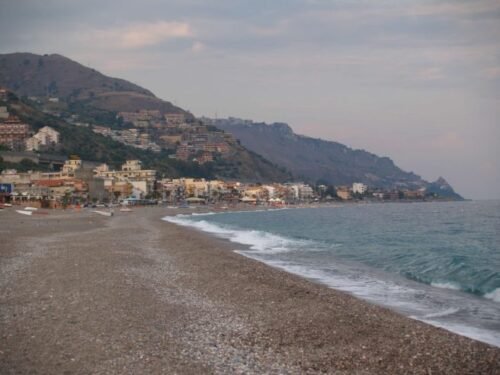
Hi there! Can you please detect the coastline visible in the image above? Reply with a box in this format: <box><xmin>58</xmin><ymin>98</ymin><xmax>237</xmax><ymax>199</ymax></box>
<box><xmin>1</xmin><ymin>206</ymin><xmax>498</xmax><ymax>373</ymax></box>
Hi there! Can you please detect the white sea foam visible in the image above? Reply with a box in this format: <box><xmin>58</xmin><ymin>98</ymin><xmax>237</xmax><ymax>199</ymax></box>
<box><xmin>163</xmin><ymin>216</ymin><xmax>301</xmax><ymax>254</ymax></box>
<box><xmin>431</xmin><ymin>281</ymin><xmax>461</xmax><ymax>291</ymax></box>
<box><xmin>259</xmin><ymin>259</ymin><xmax>500</xmax><ymax>348</ymax></box>
<box><xmin>163</xmin><ymin>213</ymin><xmax>500</xmax><ymax>348</ymax></box>
<box><xmin>484</xmin><ymin>288</ymin><xmax>500</xmax><ymax>303</ymax></box>
<box><xmin>421</xmin><ymin>308</ymin><xmax>460</xmax><ymax>319</ymax></box>
<box><xmin>190</xmin><ymin>212</ymin><xmax>217</xmax><ymax>216</ymax></box>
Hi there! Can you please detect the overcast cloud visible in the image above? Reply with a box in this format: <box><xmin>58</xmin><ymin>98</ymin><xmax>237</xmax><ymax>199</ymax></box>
<box><xmin>1</xmin><ymin>0</ymin><xmax>499</xmax><ymax>198</ymax></box>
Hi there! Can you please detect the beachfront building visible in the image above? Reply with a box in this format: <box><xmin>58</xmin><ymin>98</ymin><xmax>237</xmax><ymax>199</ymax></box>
<box><xmin>94</xmin><ymin>160</ymin><xmax>156</xmax><ymax>197</ymax></box>
<box><xmin>242</xmin><ymin>185</ymin><xmax>263</xmax><ymax>200</ymax></box>
<box><xmin>298</xmin><ymin>184</ymin><xmax>314</xmax><ymax>200</ymax></box>
<box><xmin>62</xmin><ymin>158</ymin><xmax>82</xmax><ymax>176</ymax></box>
<box><xmin>281</xmin><ymin>183</ymin><xmax>314</xmax><ymax>202</ymax></box>
<box><xmin>336</xmin><ymin>186</ymin><xmax>352</xmax><ymax>200</ymax></box>
<box><xmin>352</xmin><ymin>182</ymin><xmax>368</xmax><ymax>195</ymax></box>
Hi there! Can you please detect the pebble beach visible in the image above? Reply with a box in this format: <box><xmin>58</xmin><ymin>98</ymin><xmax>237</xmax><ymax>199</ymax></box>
<box><xmin>0</xmin><ymin>207</ymin><xmax>499</xmax><ymax>374</ymax></box>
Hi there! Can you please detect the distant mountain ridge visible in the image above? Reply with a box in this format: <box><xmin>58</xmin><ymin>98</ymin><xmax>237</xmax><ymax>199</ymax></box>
<box><xmin>0</xmin><ymin>52</ymin><xmax>187</xmax><ymax>115</ymax></box>
<box><xmin>214</xmin><ymin>118</ymin><xmax>463</xmax><ymax>198</ymax></box>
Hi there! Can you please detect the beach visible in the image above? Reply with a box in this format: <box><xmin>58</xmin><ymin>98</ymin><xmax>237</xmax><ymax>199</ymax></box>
<box><xmin>0</xmin><ymin>207</ymin><xmax>499</xmax><ymax>374</ymax></box>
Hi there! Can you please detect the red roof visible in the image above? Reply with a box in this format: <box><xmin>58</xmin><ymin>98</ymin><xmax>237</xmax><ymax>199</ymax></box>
<box><xmin>33</xmin><ymin>179</ymin><xmax>65</xmax><ymax>187</ymax></box>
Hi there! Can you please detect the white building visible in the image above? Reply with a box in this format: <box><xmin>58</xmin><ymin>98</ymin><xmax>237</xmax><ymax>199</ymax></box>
<box><xmin>25</xmin><ymin>126</ymin><xmax>60</xmax><ymax>151</ymax></box>
<box><xmin>262</xmin><ymin>185</ymin><xmax>276</xmax><ymax>199</ymax></box>
<box><xmin>25</xmin><ymin>136</ymin><xmax>42</xmax><ymax>151</ymax></box>
<box><xmin>95</xmin><ymin>160</ymin><xmax>156</xmax><ymax>195</ymax></box>
<box><xmin>352</xmin><ymin>182</ymin><xmax>368</xmax><ymax>194</ymax></box>
<box><xmin>298</xmin><ymin>184</ymin><xmax>314</xmax><ymax>200</ymax></box>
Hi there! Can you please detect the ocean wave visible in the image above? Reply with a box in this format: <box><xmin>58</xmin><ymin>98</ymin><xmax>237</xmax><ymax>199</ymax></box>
<box><xmin>484</xmin><ymin>288</ymin><xmax>500</xmax><ymax>303</ymax></box>
<box><xmin>163</xmin><ymin>215</ymin><xmax>302</xmax><ymax>254</ymax></box>
<box><xmin>430</xmin><ymin>281</ymin><xmax>461</xmax><ymax>291</ymax></box>
<box><xmin>422</xmin><ymin>308</ymin><xmax>460</xmax><ymax>319</ymax></box>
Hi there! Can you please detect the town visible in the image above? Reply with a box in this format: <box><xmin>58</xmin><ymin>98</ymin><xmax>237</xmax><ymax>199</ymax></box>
<box><xmin>0</xmin><ymin>89</ymin><xmax>436</xmax><ymax>209</ymax></box>
<box><xmin>0</xmin><ymin>152</ymin><xmax>434</xmax><ymax>209</ymax></box>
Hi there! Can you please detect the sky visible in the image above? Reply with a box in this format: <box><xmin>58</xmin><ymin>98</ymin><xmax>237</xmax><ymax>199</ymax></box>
<box><xmin>1</xmin><ymin>0</ymin><xmax>499</xmax><ymax>199</ymax></box>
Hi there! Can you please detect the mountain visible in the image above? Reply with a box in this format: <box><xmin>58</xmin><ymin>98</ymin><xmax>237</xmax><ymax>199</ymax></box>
<box><xmin>425</xmin><ymin>177</ymin><xmax>463</xmax><ymax>201</ymax></box>
<box><xmin>0</xmin><ymin>52</ymin><xmax>187</xmax><ymax>116</ymax></box>
<box><xmin>214</xmin><ymin>117</ymin><xmax>462</xmax><ymax>197</ymax></box>
<box><xmin>0</xmin><ymin>52</ymin><xmax>462</xmax><ymax>196</ymax></box>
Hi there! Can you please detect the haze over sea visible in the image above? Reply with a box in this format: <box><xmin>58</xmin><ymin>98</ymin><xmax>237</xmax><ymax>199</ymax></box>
<box><xmin>165</xmin><ymin>201</ymin><xmax>500</xmax><ymax>347</ymax></box>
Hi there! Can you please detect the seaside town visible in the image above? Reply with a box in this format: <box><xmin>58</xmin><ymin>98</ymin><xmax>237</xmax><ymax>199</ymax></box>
<box><xmin>0</xmin><ymin>151</ymin><xmax>438</xmax><ymax>208</ymax></box>
<box><xmin>0</xmin><ymin>94</ymin><xmax>437</xmax><ymax>209</ymax></box>
<box><xmin>0</xmin><ymin>152</ymin><xmax>433</xmax><ymax>209</ymax></box>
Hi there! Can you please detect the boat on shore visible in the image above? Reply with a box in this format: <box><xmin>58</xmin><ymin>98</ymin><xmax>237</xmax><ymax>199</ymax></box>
<box><xmin>92</xmin><ymin>210</ymin><xmax>114</xmax><ymax>217</ymax></box>
<box><xmin>16</xmin><ymin>210</ymin><xmax>33</xmax><ymax>216</ymax></box>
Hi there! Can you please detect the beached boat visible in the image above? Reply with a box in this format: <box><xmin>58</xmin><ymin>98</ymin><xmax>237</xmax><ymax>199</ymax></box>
<box><xmin>16</xmin><ymin>210</ymin><xmax>33</xmax><ymax>216</ymax></box>
<box><xmin>92</xmin><ymin>210</ymin><xmax>114</xmax><ymax>217</ymax></box>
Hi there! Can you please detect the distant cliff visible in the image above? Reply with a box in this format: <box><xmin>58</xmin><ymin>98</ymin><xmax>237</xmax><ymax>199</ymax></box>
<box><xmin>215</xmin><ymin>118</ymin><xmax>463</xmax><ymax>198</ymax></box>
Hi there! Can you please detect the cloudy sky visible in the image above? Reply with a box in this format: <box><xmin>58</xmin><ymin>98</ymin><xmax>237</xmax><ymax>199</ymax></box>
<box><xmin>1</xmin><ymin>0</ymin><xmax>499</xmax><ymax>198</ymax></box>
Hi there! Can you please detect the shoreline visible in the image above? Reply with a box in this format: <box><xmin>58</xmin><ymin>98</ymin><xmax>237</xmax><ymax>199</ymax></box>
<box><xmin>1</xmin><ymin>206</ymin><xmax>499</xmax><ymax>373</ymax></box>
<box><xmin>164</xmin><ymin>206</ymin><xmax>500</xmax><ymax>348</ymax></box>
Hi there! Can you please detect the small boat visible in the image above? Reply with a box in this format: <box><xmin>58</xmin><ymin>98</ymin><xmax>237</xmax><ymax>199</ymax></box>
<box><xmin>119</xmin><ymin>207</ymin><xmax>132</xmax><ymax>212</ymax></box>
<box><xmin>92</xmin><ymin>210</ymin><xmax>114</xmax><ymax>217</ymax></box>
<box><xmin>3</xmin><ymin>203</ymin><xmax>12</xmax><ymax>207</ymax></box>
<box><xmin>16</xmin><ymin>210</ymin><xmax>33</xmax><ymax>216</ymax></box>
<box><xmin>24</xmin><ymin>207</ymin><xmax>38</xmax><ymax>211</ymax></box>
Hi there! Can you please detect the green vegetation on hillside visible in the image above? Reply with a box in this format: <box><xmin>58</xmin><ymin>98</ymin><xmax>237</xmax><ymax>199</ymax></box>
<box><xmin>2</xmin><ymin>93</ymin><xmax>290</xmax><ymax>182</ymax></box>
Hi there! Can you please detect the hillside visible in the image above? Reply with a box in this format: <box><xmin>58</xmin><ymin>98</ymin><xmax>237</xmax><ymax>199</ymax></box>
<box><xmin>0</xmin><ymin>92</ymin><xmax>290</xmax><ymax>182</ymax></box>
<box><xmin>0</xmin><ymin>52</ymin><xmax>187</xmax><ymax>116</ymax></box>
<box><xmin>214</xmin><ymin>118</ymin><xmax>462</xmax><ymax>197</ymax></box>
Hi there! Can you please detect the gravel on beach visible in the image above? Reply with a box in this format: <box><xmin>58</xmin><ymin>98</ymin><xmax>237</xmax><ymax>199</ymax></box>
<box><xmin>0</xmin><ymin>207</ymin><xmax>499</xmax><ymax>374</ymax></box>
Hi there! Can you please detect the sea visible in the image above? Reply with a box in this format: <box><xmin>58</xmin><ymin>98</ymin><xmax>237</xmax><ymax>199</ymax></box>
<box><xmin>164</xmin><ymin>200</ymin><xmax>500</xmax><ymax>347</ymax></box>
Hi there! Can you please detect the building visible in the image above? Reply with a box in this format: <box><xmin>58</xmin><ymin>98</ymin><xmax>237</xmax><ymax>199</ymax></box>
<box><xmin>165</xmin><ymin>113</ymin><xmax>186</xmax><ymax>125</ymax></box>
<box><xmin>336</xmin><ymin>186</ymin><xmax>352</xmax><ymax>200</ymax></box>
<box><xmin>95</xmin><ymin>160</ymin><xmax>156</xmax><ymax>196</ymax></box>
<box><xmin>25</xmin><ymin>126</ymin><xmax>60</xmax><ymax>151</ymax></box>
<box><xmin>0</xmin><ymin>106</ymin><xmax>9</xmax><ymax>119</ymax></box>
<box><xmin>62</xmin><ymin>158</ymin><xmax>82</xmax><ymax>176</ymax></box>
<box><xmin>0</xmin><ymin>116</ymin><xmax>29</xmax><ymax>150</ymax></box>
<box><xmin>352</xmin><ymin>182</ymin><xmax>368</xmax><ymax>195</ymax></box>
<box><xmin>298</xmin><ymin>184</ymin><xmax>314</xmax><ymax>200</ymax></box>
<box><xmin>196</xmin><ymin>151</ymin><xmax>213</xmax><ymax>164</ymax></box>
<box><xmin>25</xmin><ymin>137</ymin><xmax>42</xmax><ymax>152</ymax></box>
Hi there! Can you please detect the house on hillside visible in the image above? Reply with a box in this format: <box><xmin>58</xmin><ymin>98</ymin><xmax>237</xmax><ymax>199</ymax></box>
<box><xmin>25</xmin><ymin>126</ymin><xmax>60</xmax><ymax>151</ymax></box>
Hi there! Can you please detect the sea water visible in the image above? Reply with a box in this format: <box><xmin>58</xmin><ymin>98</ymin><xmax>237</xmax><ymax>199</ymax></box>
<box><xmin>164</xmin><ymin>201</ymin><xmax>500</xmax><ymax>347</ymax></box>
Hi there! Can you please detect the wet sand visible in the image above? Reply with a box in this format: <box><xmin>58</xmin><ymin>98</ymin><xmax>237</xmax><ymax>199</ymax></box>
<box><xmin>0</xmin><ymin>207</ymin><xmax>499</xmax><ymax>374</ymax></box>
